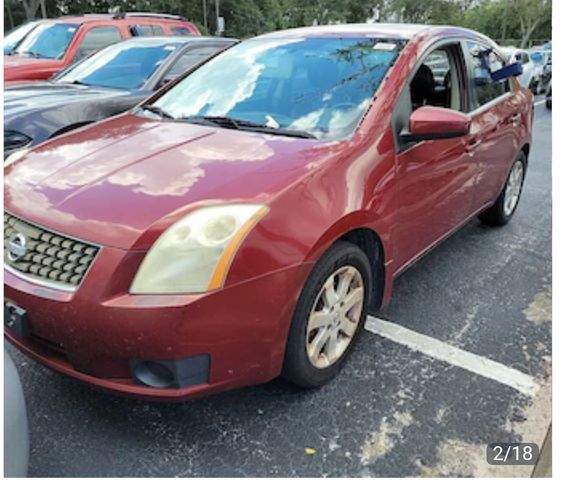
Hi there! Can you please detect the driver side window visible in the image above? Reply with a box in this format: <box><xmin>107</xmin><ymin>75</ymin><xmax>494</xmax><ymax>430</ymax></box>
<box><xmin>410</xmin><ymin>44</ymin><xmax>464</xmax><ymax>112</ymax></box>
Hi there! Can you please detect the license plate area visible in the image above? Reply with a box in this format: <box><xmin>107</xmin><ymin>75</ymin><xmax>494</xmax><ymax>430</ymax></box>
<box><xmin>4</xmin><ymin>302</ymin><xmax>30</xmax><ymax>338</ymax></box>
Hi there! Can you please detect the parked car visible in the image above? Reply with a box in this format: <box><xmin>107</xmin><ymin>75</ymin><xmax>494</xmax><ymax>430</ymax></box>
<box><xmin>4</xmin><ymin>24</ymin><xmax>532</xmax><ymax>400</ymax></box>
<box><xmin>4</xmin><ymin>36</ymin><xmax>237</xmax><ymax>157</ymax></box>
<box><xmin>4</xmin><ymin>348</ymin><xmax>29</xmax><ymax>477</ymax></box>
<box><xmin>4</xmin><ymin>13</ymin><xmax>200</xmax><ymax>82</ymax></box>
<box><xmin>529</xmin><ymin>49</ymin><xmax>551</xmax><ymax>93</ymax></box>
<box><xmin>546</xmin><ymin>80</ymin><xmax>552</xmax><ymax>109</ymax></box>
<box><xmin>501</xmin><ymin>47</ymin><xmax>541</xmax><ymax>92</ymax></box>
<box><xmin>541</xmin><ymin>58</ymin><xmax>552</xmax><ymax>92</ymax></box>
<box><xmin>4</xmin><ymin>20</ymin><xmax>41</xmax><ymax>55</ymax></box>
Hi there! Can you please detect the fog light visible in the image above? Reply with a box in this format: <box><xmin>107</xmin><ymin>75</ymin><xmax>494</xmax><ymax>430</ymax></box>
<box><xmin>132</xmin><ymin>361</ymin><xmax>175</xmax><ymax>389</ymax></box>
<box><xmin>130</xmin><ymin>354</ymin><xmax>210</xmax><ymax>389</ymax></box>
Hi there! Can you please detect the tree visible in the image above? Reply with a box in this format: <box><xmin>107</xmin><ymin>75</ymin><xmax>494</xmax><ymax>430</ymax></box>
<box><xmin>513</xmin><ymin>0</ymin><xmax>551</xmax><ymax>47</ymax></box>
<box><xmin>4</xmin><ymin>0</ymin><xmax>553</xmax><ymax>45</ymax></box>
<box><xmin>21</xmin><ymin>0</ymin><xmax>46</xmax><ymax>20</ymax></box>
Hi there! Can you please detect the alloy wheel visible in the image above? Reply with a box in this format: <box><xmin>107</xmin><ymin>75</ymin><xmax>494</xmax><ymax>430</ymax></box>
<box><xmin>306</xmin><ymin>266</ymin><xmax>364</xmax><ymax>369</ymax></box>
<box><xmin>503</xmin><ymin>160</ymin><xmax>525</xmax><ymax>216</ymax></box>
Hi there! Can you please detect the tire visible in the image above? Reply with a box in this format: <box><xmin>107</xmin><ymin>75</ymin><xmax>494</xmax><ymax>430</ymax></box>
<box><xmin>546</xmin><ymin>99</ymin><xmax>552</xmax><ymax>110</ymax></box>
<box><xmin>479</xmin><ymin>152</ymin><xmax>527</xmax><ymax>227</ymax></box>
<box><xmin>282</xmin><ymin>240</ymin><xmax>372</xmax><ymax>388</ymax></box>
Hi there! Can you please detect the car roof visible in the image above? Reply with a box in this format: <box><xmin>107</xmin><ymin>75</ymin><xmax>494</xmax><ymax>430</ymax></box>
<box><xmin>255</xmin><ymin>23</ymin><xmax>485</xmax><ymax>41</ymax></box>
<box><xmin>41</xmin><ymin>13</ymin><xmax>195</xmax><ymax>25</ymax></box>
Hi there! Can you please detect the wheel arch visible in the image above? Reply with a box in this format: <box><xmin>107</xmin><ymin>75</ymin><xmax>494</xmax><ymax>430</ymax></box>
<box><xmin>303</xmin><ymin>211</ymin><xmax>390</xmax><ymax>312</ymax></box>
<box><xmin>521</xmin><ymin>143</ymin><xmax>530</xmax><ymax>161</ymax></box>
<box><xmin>339</xmin><ymin>227</ymin><xmax>386</xmax><ymax>312</ymax></box>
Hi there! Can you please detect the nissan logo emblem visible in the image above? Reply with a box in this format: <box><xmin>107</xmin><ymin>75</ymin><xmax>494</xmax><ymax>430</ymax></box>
<box><xmin>7</xmin><ymin>232</ymin><xmax>27</xmax><ymax>262</ymax></box>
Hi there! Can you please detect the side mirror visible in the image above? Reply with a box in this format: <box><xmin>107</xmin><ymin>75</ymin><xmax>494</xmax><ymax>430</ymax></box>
<box><xmin>491</xmin><ymin>62</ymin><xmax>523</xmax><ymax>81</ymax></box>
<box><xmin>400</xmin><ymin>106</ymin><xmax>471</xmax><ymax>143</ymax></box>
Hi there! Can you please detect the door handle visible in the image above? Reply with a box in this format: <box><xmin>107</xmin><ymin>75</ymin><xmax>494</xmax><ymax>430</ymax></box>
<box><xmin>465</xmin><ymin>137</ymin><xmax>482</xmax><ymax>155</ymax></box>
<box><xmin>509</xmin><ymin>113</ymin><xmax>521</xmax><ymax>126</ymax></box>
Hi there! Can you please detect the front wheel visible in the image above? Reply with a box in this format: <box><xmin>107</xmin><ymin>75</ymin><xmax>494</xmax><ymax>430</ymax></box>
<box><xmin>479</xmin><ymin>152</ymin><xmax>526</xmax><ymax>226</ymax></box>
<box><xmin>282</xmin><ymin>241</ymin><xmax>372</xmax><ymax>388</ymax></box>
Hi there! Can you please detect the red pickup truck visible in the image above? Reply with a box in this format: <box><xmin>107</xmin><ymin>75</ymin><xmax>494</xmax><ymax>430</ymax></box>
<box><xmin>4</xmin><ymin>13</ymin><xmax>200</xmax><ymax>82</ymax></box>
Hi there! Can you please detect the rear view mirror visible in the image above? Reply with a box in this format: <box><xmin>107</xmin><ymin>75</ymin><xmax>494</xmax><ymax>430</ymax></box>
<box><xmin>491</xmin><ymin>62</ymin><xmax>523</xmax><ymax>81</ymax></box>
<box><xmin>400</xmin><ymin>106</ymin><xmax>471</xmax><ymax>143</ymax></box>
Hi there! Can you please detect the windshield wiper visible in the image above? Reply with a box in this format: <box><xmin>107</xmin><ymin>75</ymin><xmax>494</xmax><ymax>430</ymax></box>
<box><xmin>59</xmin><ymin>79</ymin><xmax>90</xmax><ymax>86</ymax></box>
<box><xmin>138</xmin><ymin>104</ymin><xmax>174</xmax><ymax>119</ymax></box>
<box><xmin>18</xmin><ymin>50</ymin><xmax>46</xmax><ymax>59</ymax></box>
<box><xmin>180</xmin><ymin>115</ymin><xmax>317</xmax><ymax>139</ymax></box>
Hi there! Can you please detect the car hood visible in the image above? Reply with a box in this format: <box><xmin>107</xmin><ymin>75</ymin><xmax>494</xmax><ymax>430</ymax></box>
<box><xmin>4</xmin><ymin>82</ymin><xmax>133</xmax><ymax>119</ymax></box>
<box><xmin>5</xmin><ymin>114</ymin><xmax>336</xmax><ymax>250</ymax></box>
<box><xmin>4</xmin><ymin>55</ymin><xmax>62</xmax><ymax>80</ymax></box>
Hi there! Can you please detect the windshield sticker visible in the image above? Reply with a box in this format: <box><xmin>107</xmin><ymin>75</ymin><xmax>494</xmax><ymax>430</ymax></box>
<box><xmin>373</xmin><ymin>42</ymin><xmax>397</xmax><ymax>51</ymax></box>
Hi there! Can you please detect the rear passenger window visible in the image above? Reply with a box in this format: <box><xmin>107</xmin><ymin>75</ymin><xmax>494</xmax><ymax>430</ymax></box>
<box><xmin>167</xmin><ymin>45</ymin><xmax>222</xmax><ymax>76</ymax></box>
<box><xmin>171</xmin><ymin>26</ymin><xmax>193</xmax><ymax>36</ymax></box>
<box><xmin>130</xmin><ymin>25</ymin><xmax>165</xmax><ymax>36</ymax></box>
<box><xmin>76</xmin><ymin>26</ymin><xmax>121</xmax><ymax>60</ymax></box>
<box><xmin>467</xmin><ymin>41</ymin><xmax>510</xmax><ymax>109</ymax></box>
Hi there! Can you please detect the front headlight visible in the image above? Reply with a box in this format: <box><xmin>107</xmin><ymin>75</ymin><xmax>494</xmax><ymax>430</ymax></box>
<box><xmin>130</xmin><ymin>204</ymin><xmax>269</xmax><ymax>294</ymax></box>
<box><xmin>4</xmin><ymin>147</ymin><xmax>31</xmax><ymax>166</ymax></box>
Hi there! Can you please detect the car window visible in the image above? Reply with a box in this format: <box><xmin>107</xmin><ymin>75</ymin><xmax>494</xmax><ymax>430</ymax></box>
<box><xmin>4</xmin><ymin>21</ymin><xmax>40</xmax><ymax>54</ymax></box>
<box><xmin>167</xmin><ymin>45</ymin><xmax>223</xmax><ymax>77</ymax></box>
<box><xmin>130</xmin><ymin>25</ymin><xmax>165</xmax><ymax>36</ymax></box>
<box><xmin>75</xmin><ymin>26</ymin><xmax>121</xmax><ymax>61</ymax></box>
<box><xmin>13</xmin><ymin>22</ymin><xmax>79</xmax><ymax>59</ymax></box>
<box><xmin>57</xmin><ymin>41</ymin><xmax>179</xmax><ymax>89</ymax></box>
<box><xmin>466</xmin><ymin>41</ymin><xmax>510</xmax><ymax>109</ymax></box>
<box><xmin>171</xmin><ymin>26</ymin><xmax>194</xmax><ymax>36</ymax></box>
<box><xmin>410</xmin><ymin>44</ymin><xmax>464</xmax><ymax>112</ymax></box>
<box><xmin>151</xmin><ymin>37</ymin><xmax>403</xmax><ymax>140</ymax></box>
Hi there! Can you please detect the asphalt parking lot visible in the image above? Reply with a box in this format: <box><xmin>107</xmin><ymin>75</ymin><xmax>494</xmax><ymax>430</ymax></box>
<box><xmin>6</xmin><ymin>101</ymin><xmax>552</xmax><ymax>477</ymax></box>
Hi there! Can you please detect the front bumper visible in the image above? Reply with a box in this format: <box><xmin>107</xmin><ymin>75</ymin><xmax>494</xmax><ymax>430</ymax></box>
<box><xmin>4</xmin><ymin>245</ymin><xmax>308</xmax><ymax>400</ymax></box>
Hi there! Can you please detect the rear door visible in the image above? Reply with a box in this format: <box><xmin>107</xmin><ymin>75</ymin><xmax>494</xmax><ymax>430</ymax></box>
<box><xmin>393</xmin><ymin>41</ymin><xmax>477</xmax><ymax>270</ymax></box>
<box><xmin>463</xmin><ymin>41</ymin><xmax>521</xmax><ymax>210</ymax></box>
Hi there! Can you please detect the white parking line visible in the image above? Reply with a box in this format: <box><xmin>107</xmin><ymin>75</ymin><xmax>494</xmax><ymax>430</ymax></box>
<box><xmin>535</xmin><ymin>99</ymin><xmax>546</xmax><ymax>107</ymax></box>
<box><xmin>365</xmin><ymin>316</ymin><xmax>539</xmax><ymax>397</ymax></box>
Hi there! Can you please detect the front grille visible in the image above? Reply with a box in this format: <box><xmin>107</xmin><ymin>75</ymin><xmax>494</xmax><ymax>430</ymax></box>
<box><xmin>4</xmin><ymin>212</ymin><xmax>99</xmax><ymax>290</ymax></box>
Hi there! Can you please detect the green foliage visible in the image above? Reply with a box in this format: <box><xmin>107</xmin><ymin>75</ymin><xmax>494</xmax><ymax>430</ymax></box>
<box><xmin>5</xmin><ymin>0</ymin><xmax>552</xmax><ymax>47</ymax></box>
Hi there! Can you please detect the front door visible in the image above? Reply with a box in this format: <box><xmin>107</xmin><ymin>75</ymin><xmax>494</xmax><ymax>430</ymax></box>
<box><xmin>392</xmin><ymin>42</ymin><xmax>477</xmax><ymax>271</ymax></box>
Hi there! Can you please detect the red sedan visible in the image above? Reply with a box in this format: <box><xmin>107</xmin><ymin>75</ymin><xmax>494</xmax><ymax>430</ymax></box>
<box><xmin>4</xmin><ymin>24</ymin><xmax>533</xmax><ymax>400</ymax></box>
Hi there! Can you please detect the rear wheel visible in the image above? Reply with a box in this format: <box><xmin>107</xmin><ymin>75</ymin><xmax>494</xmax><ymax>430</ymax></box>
<box><xmin>282</xmin><ymin>241</ymin><xmax>372</xmax><ymax>388</ymax></box>
<box><xmin>479</xmin><ymin>152</ymin><xmax>526</xmax><ymax>226</ymax></box>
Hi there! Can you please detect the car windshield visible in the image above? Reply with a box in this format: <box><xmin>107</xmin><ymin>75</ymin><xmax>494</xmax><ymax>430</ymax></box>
<box><xmin>4</xmin><ymin>21</ymin><xmax>39</xmax><ymax>54</ymax></box>
<box><xmin>55</xmin><ymin>41</ymin><xmax>180</xmax><ymax>89</ymax></box>
<box><xmin>14</xmin><ymin>22</ymin><xmax>79</xmax><ymax>59</ymax></box>
<box><xmin>149</xmin><ymin>37</ymin><xmax>402</xmax><ymax>140</ymax></box>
